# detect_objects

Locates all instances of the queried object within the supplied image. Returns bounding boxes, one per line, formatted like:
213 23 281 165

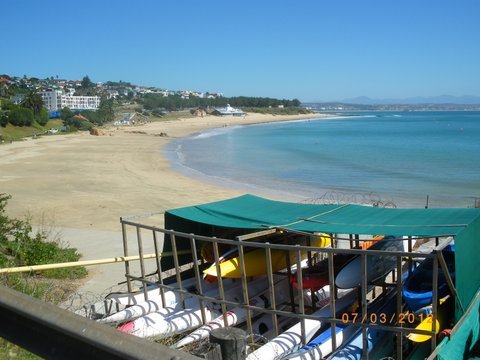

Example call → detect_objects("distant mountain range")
336 95 480 105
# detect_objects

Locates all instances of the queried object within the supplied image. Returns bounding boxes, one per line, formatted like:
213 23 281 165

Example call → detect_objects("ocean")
167 111 480 208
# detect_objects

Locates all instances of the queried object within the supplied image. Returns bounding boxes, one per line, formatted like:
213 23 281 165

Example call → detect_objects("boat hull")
335 236 404 289
402 246 455 312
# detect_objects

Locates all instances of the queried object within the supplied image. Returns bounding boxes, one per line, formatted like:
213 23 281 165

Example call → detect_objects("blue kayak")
402 245 455 312
284 324 357 360
326 290 398 360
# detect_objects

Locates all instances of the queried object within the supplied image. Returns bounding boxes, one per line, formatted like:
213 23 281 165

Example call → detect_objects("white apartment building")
39 90 100 111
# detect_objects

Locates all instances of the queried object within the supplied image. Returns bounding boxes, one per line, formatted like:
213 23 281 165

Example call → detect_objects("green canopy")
165 194 479 237
163 194 480 320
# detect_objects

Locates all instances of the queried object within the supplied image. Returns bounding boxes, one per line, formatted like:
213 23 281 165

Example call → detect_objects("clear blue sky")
3 0 480 102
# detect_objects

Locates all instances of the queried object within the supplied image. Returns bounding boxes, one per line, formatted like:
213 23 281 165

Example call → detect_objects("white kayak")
246 289 358 360
175 276 291 348
101 274 276 324
335 236 405 289
117 306 220 338
115 274 287 338
105 276 216 306
98 303 179 324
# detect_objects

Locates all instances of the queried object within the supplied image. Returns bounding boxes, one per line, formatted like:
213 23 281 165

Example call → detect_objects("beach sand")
0 112 327 297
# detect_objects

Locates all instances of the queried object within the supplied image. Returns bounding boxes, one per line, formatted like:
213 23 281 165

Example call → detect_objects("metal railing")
0 285 198 359
119 213 457 359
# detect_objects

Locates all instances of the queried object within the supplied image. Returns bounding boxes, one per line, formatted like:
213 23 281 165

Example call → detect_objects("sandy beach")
0 112 327 296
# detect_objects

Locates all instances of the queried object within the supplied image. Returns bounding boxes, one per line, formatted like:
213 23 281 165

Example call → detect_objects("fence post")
210 327 246 360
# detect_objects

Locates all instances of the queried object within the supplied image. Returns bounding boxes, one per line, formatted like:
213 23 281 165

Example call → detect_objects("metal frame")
0 285 197 360
119 214 458 359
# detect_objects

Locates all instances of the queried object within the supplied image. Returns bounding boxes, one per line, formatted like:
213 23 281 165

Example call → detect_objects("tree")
21 89 44 116
60 107 74 120
36 108 49 126
0 100 15 111
96 95 115 124
81 75 94 89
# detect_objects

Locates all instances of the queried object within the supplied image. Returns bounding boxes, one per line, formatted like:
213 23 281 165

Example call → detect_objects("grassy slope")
0 119 64 142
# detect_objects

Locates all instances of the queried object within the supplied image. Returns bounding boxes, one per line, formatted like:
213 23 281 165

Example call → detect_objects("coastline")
0 112 330 295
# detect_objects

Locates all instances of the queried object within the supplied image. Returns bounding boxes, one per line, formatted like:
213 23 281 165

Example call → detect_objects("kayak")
105 276 199 306
246 289 358 360
174 275 291 348
203 234 331 279
101 274 276 324
407 295 454 343
288 289 399 360
326 291 398 360
249 305 296 340
335 236 404 289
403 245 455 312
284 324 357 360
203 246 250 283
291 254 354 291
98 303 178 324
118 306 220 338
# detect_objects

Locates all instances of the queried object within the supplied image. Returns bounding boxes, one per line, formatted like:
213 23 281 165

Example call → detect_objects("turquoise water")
168 111 480 207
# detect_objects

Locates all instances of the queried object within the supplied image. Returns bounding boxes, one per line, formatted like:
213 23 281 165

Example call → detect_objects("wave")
191 125 243 139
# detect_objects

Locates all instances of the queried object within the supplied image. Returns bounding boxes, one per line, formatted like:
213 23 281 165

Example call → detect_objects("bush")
8 107 34 126
0 194 87 293
60 107 74 120
64 117 94 131
19 237 87 279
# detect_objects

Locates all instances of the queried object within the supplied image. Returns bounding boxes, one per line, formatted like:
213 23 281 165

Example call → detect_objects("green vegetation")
81 75 94 89
61 96 114 130
6 106 35 126
74 75 97 96
0 90 50 129
0 193 88 358
140 94 301 112
0 339 41 360
0 193 87 291
96 95 115 123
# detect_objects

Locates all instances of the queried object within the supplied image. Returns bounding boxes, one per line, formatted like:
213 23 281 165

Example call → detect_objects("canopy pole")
0 251 189 274
437 250 465 313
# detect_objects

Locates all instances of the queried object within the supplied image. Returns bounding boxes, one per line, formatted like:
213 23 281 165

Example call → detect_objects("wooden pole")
0 250 190 274
210 327 246 360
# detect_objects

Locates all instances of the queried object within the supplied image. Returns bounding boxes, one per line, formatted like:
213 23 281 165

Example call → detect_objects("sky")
2 0 480 102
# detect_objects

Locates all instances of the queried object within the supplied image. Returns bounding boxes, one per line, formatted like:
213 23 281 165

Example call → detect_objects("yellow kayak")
407 295 451 343
203 233 330 279
407 316 440 343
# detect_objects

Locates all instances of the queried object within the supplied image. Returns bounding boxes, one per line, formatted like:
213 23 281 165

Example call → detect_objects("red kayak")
291 253 353 291
291 236 382 291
